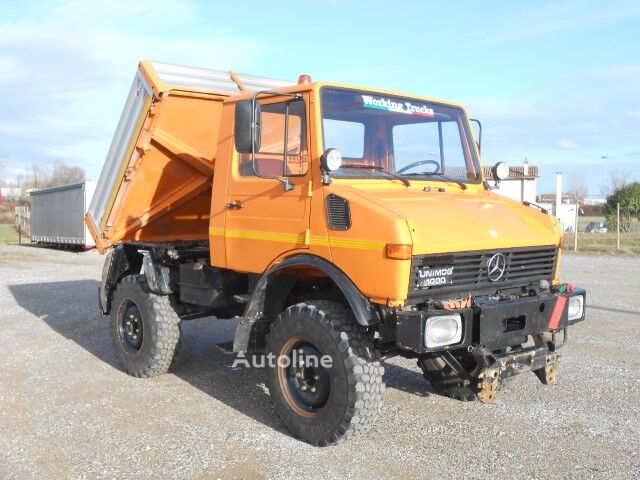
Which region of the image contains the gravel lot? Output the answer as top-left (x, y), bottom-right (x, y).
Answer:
top-left (1, 245), bottom-right (638, 479)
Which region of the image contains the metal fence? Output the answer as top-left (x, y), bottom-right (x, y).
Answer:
top-left (565, 204), bottom-right (640, 254)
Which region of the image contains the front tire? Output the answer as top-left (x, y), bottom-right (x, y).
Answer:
top-left (110, 275), bottom-right (181, 377)
top-left (265, 301), bottom-right (385, 446)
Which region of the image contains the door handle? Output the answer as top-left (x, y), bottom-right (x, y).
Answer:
top-left (226, 201), bottom-right (244, 210)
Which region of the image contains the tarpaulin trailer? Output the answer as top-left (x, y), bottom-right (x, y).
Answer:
top-left (30, 181), bottom-right (96, 249)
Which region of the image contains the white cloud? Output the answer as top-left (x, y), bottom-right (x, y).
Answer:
top-left (466, 65), bottom-right (640, 164)
top-left (0, 0), bottom-right (269, 180)
top-left (465, 0), bottom-right (640, 46)
top-left (558, 140), bottom-right (577, 149)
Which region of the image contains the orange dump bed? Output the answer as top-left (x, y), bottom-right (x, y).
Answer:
top-left (86, 61), bottom-right (291, 252)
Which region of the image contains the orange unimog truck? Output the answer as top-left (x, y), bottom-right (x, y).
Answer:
top-left (86, 61), bottom-right (586, 445)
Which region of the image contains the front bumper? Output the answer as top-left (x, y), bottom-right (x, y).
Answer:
top-left (395, 287), bottom-right (586, 354)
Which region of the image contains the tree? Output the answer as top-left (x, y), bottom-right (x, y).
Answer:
top-left (0, 155), bottom-right (5, 185)
top-left (49, 159), bottom-right (85, 186)
top-left (604, 182), bottom-right (640, 233)
top-left (567, 170), bottom-right (588, 204)
top-left (609, 169), bottom-right (634, 193)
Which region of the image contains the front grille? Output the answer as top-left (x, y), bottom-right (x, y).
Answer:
top-left (409, 246), bottom-right (558, 297)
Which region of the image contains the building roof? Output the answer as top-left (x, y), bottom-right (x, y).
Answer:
top-left (481, 165), bottom-right (538, 180)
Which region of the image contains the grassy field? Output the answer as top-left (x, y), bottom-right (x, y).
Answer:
top-left (564, 216), bottom-right (640, 255)
top-left (0, 224), bottom-right (18, 244)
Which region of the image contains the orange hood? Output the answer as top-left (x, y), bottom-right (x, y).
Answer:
top-left (343, 185), bottom-right (561, 255)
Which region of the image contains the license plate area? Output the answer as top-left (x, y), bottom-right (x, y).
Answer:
top-left (416, 265), bottom-right (454, 288)
top-left (477, 296), bottom-right (556, 348)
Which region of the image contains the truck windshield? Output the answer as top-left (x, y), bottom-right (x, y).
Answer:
top-left (321, 88), bottom-right (480, 183)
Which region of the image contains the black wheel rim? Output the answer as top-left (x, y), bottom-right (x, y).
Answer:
top-left (283, 340), bottom-right (331, 414)
top-left (119, 301), bottom-right (143, 354)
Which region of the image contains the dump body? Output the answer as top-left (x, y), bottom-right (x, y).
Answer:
top-left (31, 181), bottom-right (96, 248)
top-left (86, 61), bottom-right (291, 253)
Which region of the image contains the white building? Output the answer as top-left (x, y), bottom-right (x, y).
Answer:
top-left (484, 164), bottom-right (577, 232)
top-left (483, 163), bottom-right (538, 203)
top-left (0, 187), bottom-right (21, 199)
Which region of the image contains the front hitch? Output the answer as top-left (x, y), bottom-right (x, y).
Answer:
top-left (470, 332), bottom-right (563, 403)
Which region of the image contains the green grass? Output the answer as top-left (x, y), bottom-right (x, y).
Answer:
top-left (0, 224), bottom-right (18, 244)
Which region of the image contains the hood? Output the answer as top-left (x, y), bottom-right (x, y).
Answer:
top-left (347, 186), bottom-right (560, 255)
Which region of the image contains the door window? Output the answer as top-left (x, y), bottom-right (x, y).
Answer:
top-left (238, 99), bottom-right (308, 177)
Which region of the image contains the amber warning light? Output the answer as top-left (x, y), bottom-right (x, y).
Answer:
top-left (298, 74), bottom-right (312, 85)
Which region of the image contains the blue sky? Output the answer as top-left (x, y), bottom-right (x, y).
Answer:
top-left (0, 0), bottom-right (639, 194)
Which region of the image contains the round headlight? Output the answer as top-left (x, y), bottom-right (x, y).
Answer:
top-left (321, 148), bottom-right (343, 172)
top-left (492, 162), bottom-right (509, 181)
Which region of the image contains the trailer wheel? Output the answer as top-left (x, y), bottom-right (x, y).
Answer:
top-left (110, 275), bottom-right (181, 377)
top-left (418, 354), bottom-right (477, 401)
top-left (265, 301), bottom-right (384, 446)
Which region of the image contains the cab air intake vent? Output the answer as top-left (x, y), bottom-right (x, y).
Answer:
top-left (326, 194), bottom-right (351, 230)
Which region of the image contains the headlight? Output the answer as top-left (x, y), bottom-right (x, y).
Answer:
top-left (567, 295), bottom-right (584, 321)
top-left (425, 314), bottom-right (462, 348)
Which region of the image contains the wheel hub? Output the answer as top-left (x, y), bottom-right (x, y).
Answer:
top-left (284, 341), bottom-right (330, 413)
top-left (119, 302), bottom-right (143, 352)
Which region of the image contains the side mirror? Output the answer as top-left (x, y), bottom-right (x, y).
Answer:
top-left (234, 100), bottom-right (261, 153)
top-left (492, 161), bottom-right (509, 182)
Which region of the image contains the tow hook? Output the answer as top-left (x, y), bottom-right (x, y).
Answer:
top-left (476, 366), bottom-right (500, 404)
top-left (533, 351), bottom-right (559, 385)
top-left (471, 335), bottom-right (560, 404)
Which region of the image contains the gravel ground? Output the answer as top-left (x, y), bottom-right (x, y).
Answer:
top-left (0, 245), bottom-right (638, 479)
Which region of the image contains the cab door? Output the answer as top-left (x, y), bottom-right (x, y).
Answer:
top-left (224, 97), bottom-right (311, 273)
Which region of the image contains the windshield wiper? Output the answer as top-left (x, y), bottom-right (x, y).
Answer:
top-left (340, 164), bottom-right (411, 186)
top-left (409, 172), bottom-right (467, 190)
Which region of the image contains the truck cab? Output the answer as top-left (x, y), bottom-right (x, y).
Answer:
top-left (87, 61), bottom-right (586, 446)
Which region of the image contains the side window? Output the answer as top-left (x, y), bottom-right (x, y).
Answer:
top-left (323, 119), bottom-right (365, 159)
top-left (238, 99), bottom-right (308, 177)
top-left (392, 122), bottom-right (440, 170)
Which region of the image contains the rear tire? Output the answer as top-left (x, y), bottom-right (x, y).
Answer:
top-left (110, 275), bottom-right (181, 377)
top-left (265, 301), bottom-right (384, 446)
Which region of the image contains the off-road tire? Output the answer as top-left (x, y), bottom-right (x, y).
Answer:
top-left (418, 354), bottom-right (477, 402)
top-left (265, 301), bottom-right (385, 446)
top-left (110, 275), bottom-right (181, 377)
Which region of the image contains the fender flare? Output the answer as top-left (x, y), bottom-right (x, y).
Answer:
top-left (233, 254), bottom-right (378, 353)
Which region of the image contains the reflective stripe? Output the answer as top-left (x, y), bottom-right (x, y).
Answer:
top-left (209, 227), bottom-right (385, 251)
top-left (548, 296), bottom-right (567, 330)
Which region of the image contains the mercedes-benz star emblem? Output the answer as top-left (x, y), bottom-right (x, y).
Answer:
top-left (487, 253), bottom-right (507, 282)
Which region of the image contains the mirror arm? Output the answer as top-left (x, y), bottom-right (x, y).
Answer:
top-left (470, 118), bottom-right (482, 151)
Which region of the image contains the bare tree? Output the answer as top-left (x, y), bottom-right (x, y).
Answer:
top-left (0, 155), bottom-right (6, 186)
top-left (49, 159), bottom-right (85, 186)
top-left (609, 169), bottom-right (634, 194)
top-left (31, 164), bottom-right (49, 189)
top-left (567, 169), bottom-right (589, 204)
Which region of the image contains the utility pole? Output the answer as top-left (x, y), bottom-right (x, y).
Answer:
top-left (574, 206), bottom-right (578, 251)
top-left (601, 155), bottom-right (608, 198)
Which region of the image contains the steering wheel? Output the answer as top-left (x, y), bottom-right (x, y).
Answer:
top-left (397, 159), bottom-right (440, 174)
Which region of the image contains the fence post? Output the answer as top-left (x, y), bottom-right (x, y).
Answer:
top-left (617, 202), bottom-right (620, 252)
top-left (574, 205), bottom-right (578, 251)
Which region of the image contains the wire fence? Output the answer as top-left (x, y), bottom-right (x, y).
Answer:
top-left (564, 204), bottom-right (640, 255)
